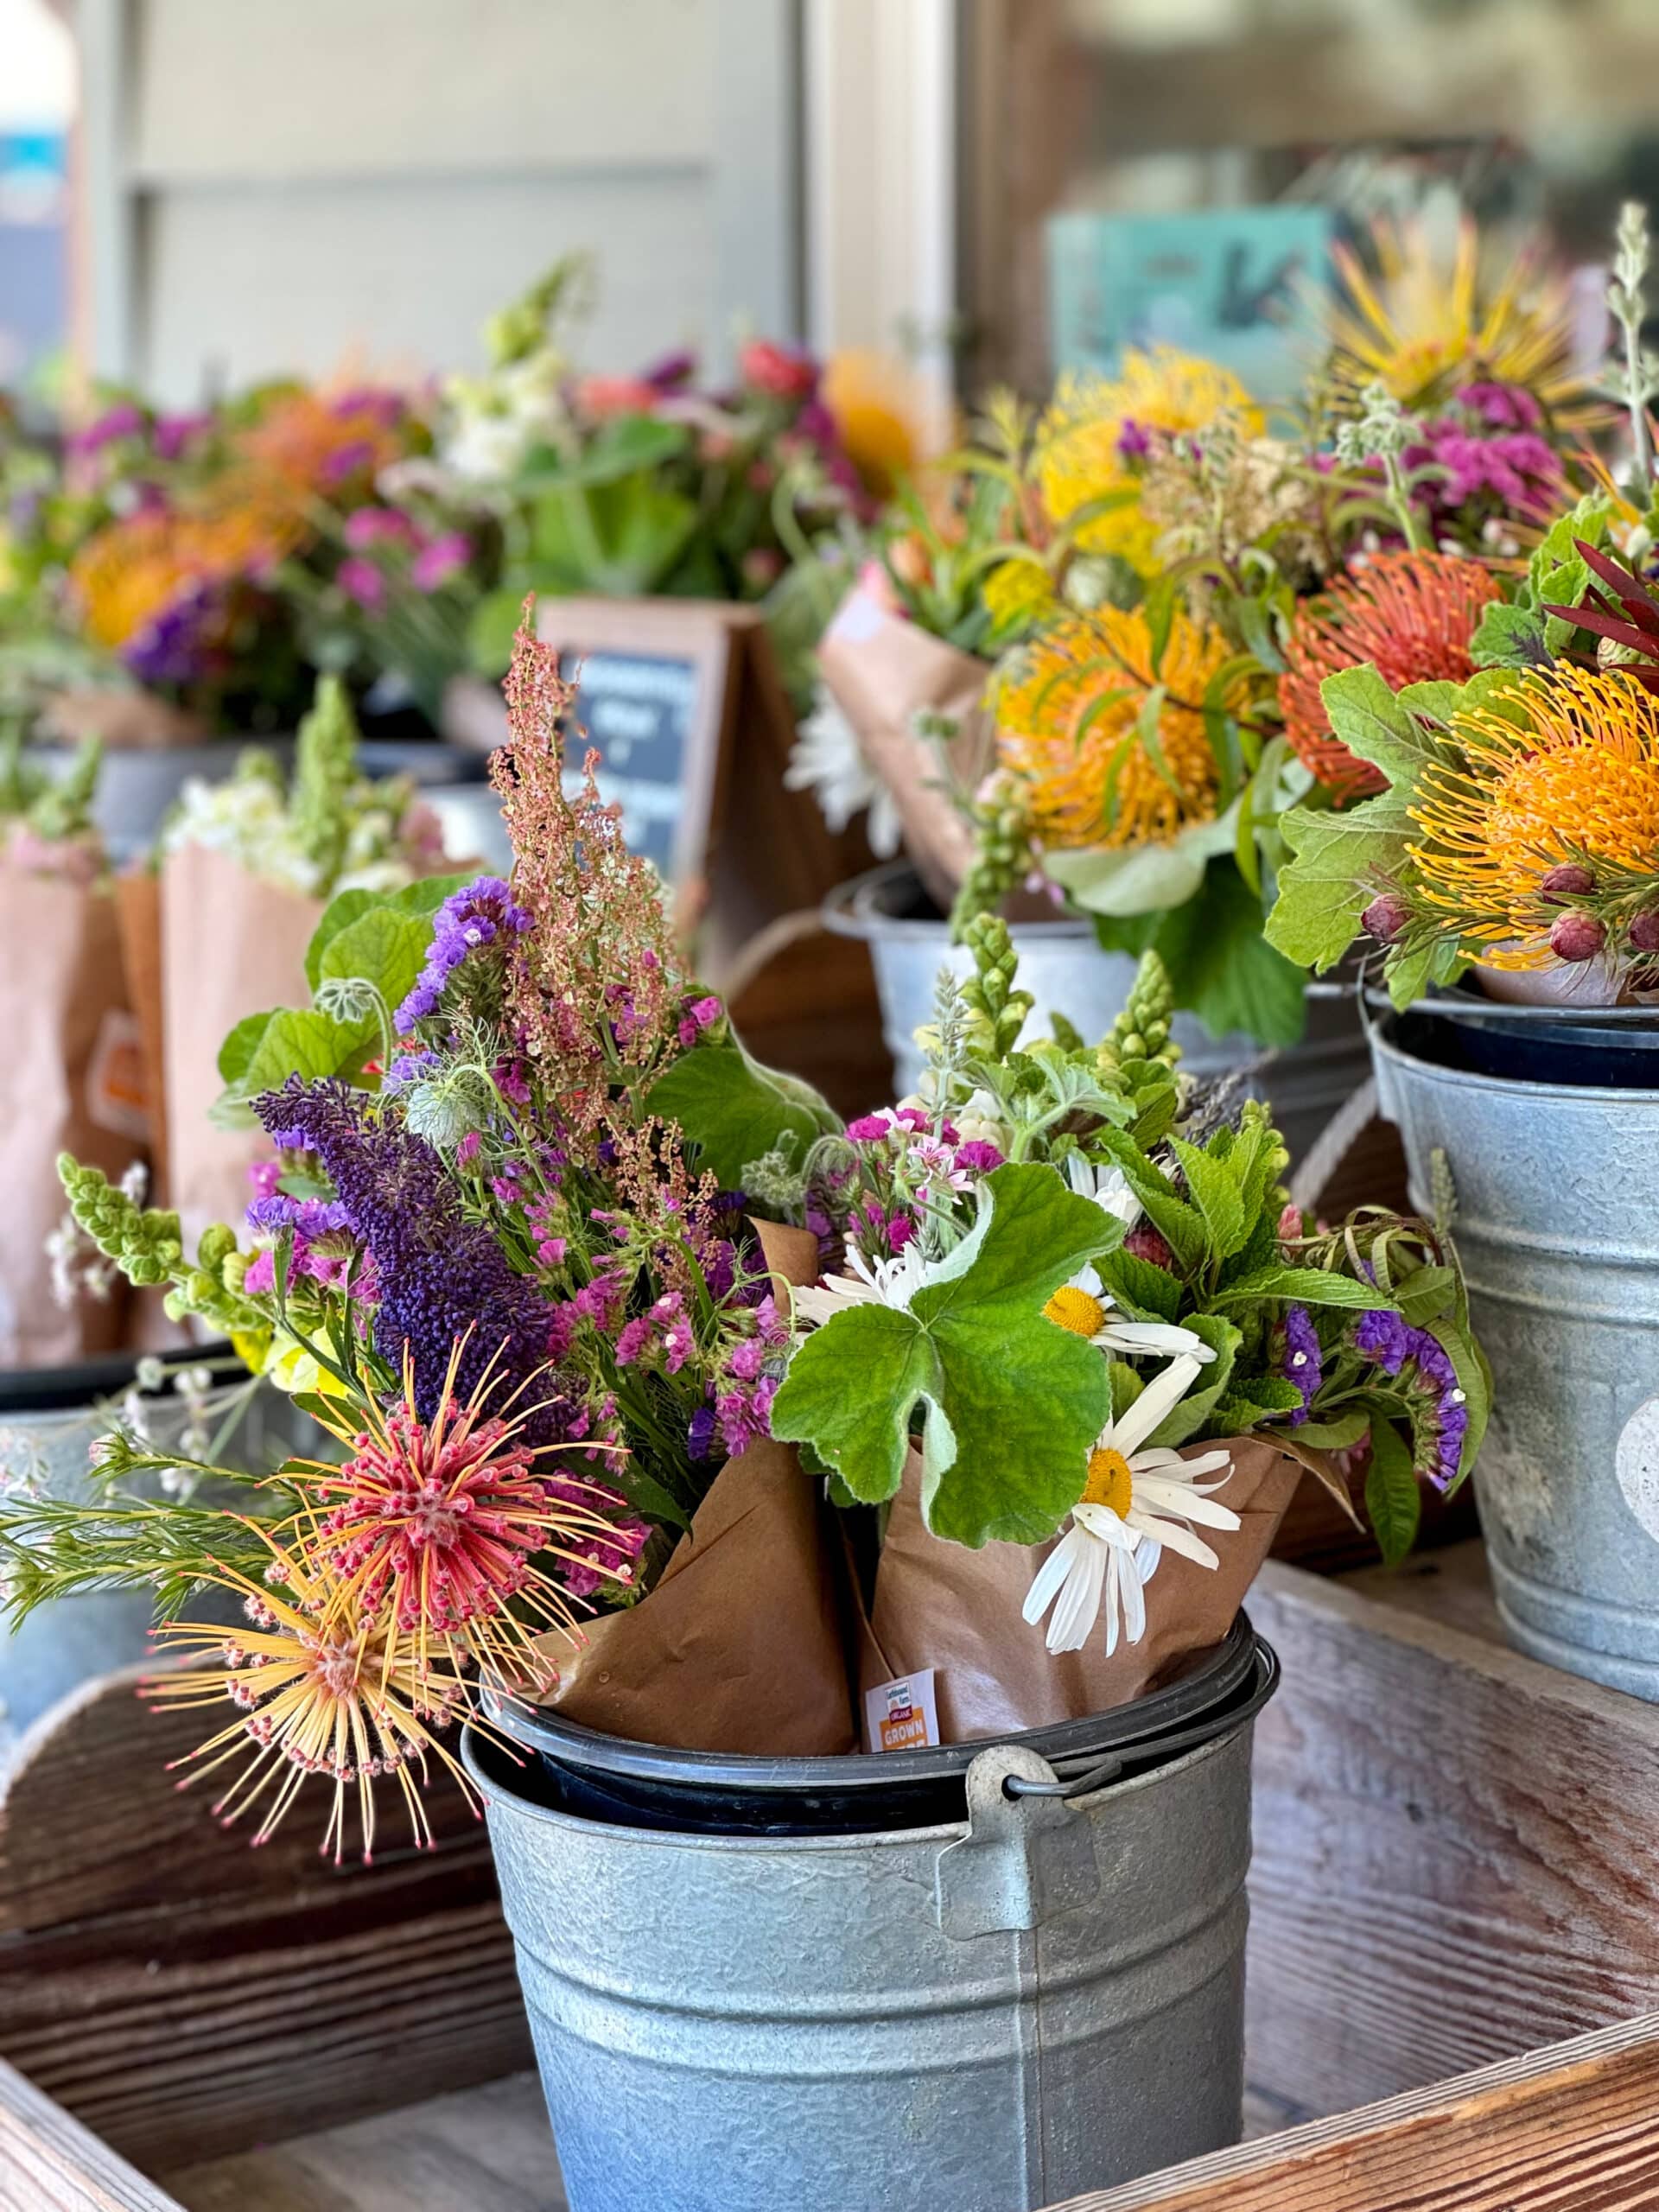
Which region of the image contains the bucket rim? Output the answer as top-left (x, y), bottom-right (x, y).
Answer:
top-left (821, 860), bottom-right (1096, 947)
top-left (1370, 1009), bottom-right (1659, 1105)
top-left (480, 1613), bottom-right (1262, 1798)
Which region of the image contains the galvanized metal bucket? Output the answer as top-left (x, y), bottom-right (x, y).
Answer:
top-left (0, 1361), bottom-right (307, 1769)
top-left (1371, 1009), bottom-right (1659, 1696)
top-left (823, 862), bottom-right (1370, 1165)
top-left (467, 1623), bottom-right (1279, 2212)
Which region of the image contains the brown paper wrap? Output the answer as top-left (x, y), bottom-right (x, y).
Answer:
top-left (817, 587), bottom-right (994, 911)
top-left (0, 867), bottom-right (137, 1365)
top-left (863, 1436), bottom-right (1301, 1742)
top-left (537, 1215), bottom-right (855, 1756)
top-left (161, 845), bottom-right (321, 1248)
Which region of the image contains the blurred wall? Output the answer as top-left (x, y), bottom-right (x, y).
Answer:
top-left (76, 0), bottom-right (800, 398)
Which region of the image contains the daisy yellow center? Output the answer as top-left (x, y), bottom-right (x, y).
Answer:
top-left (1083, 1446), bottom-right (1135, 1517)
top-left (1045, 1285), bottom-right (1105, 1337)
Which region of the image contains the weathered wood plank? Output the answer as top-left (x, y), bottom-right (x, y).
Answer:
top-left (1052, 2010), bottom-right (1659, 2211)
top-left (164, 2073), bottom-right (564, 2212)
top-left (1246, 1548), bottom-right (1659, 2117)
top-left (0, 2058), bottom-right (183, 2212)
top-left (0, 1667), bottom-right (532, 2171)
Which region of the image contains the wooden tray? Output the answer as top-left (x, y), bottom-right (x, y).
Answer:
top-left (7, 1543), bottom-right (1659, 2211)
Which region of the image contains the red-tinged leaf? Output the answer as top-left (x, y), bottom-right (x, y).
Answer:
top-left (1542, 601), bottom-right (1659, 659)
top-left (1575, 538), bottom-right (1659, 636)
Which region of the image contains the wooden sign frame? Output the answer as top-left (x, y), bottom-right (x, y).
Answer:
top-left (447, 596), bottom-right (868, 988)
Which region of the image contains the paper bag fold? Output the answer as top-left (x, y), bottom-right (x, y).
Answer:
top-left (161, 845), bottom-right (321, 1248)
top-left (817, 588), bottom-right (994, 911)
top-left (868, 1436), bottom-right (1301, 1741)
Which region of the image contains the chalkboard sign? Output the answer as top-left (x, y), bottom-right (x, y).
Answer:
top-left (443, 595), bottom-right (867, 988)
top-left (564, 648), bottom-right (702, 878)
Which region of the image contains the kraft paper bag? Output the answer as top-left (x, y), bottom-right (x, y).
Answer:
top-left (0, 862), bottom-right (142, 1365)
top-left (536, 1216), bottom-right (855, 1756)
top-left (867, 1436), bottom-right (1302, 1742)
top-left (161, 844), bottom-right (321, 1249)
top-left (817, 586), bottom-right (994, 911)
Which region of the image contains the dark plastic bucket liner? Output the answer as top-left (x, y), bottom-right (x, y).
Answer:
top-left (1379, 990), bottom-right (1659, 1090)
top-left (486, 1615), bottom-right (1278, 1838)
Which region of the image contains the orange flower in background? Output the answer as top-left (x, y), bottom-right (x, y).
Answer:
top-left (1279, 551), bottom-right (1504, 801)
top-left (70, 495), bottom-right (304, 652)
top-left (996, 604), bottom-right (1248, 849)
top-left (237, 385), bottom-right (409, 506)
top-left (822, 349), bottom-right (951, 501)
top-left (1409, 666), bottom-right (1659, 967)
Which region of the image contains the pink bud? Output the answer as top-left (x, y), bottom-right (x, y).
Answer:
top-left (1361, 892), bottom-right (1410, 945)
top-left (1540, 863), bottom-right (1595, 903)
top-left (1548, 910), bottom-right (1606, 963)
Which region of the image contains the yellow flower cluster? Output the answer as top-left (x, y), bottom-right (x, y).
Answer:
top-left (995, 602), bottom-right (1246, 849)
top-left (1410, 667), bottom-right (1659, 965)
top-left (1034, 349), bottom-right (1261, 578)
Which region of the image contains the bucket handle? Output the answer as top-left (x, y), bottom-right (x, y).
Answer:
top-left (1003, 1637), bottom-right (1281, 1803)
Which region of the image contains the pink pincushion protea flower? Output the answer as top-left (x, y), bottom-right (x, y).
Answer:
top-left (302, 1338), bottom-right (639, 1690)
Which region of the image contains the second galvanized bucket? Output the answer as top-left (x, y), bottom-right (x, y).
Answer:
top-left (824, 862), bottom-right (1370, 1166)
top-left (1372, 1009), bottom-right (1659, 1696)
top-left (467, 1622), bottom-right (1278, 2212)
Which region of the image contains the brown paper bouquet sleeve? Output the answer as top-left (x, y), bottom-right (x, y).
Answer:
top-left (867, 1437), bottom-right (1302, 1743)
top-left (817, 588), bottom-right (994, 912)
top-left (537, 1218), bottom-right (857, 1757)
top-left (161, 845), bottom-right (321, 1247)
top-left (0, 868), bottom-right (135, 1365)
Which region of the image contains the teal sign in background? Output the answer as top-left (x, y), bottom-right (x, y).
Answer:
top-left (1047, 206), bottom-right (1333, 402)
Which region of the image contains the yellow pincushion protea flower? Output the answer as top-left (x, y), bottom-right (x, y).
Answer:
top-left (1035, 350), bottom-right (1262, 577)
top-left (995, 603), bottom-right (1246, 850)
top-left (1410, 666), bottom-right (1659, 967)
top-left (982, 553), bottom-right (1058, 635)
top-left (1325, 217), bottom-right (1592, 424)
top-left (822, 349), bottom-right (951, 501)
top-left (71, 496), bottom-right (303, 651)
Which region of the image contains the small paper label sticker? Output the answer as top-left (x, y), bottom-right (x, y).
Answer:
top-left (863, 1669), bottom-right (940, 1754)
top-left (86, 1009), bottom-right (150, 1142)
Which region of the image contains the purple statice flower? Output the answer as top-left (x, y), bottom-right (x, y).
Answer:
top-left (248, 1158), bottom-right (283, 1203)
top-left (395, 876), bottom-right (532, 1028)
top-left (643, 348), bottom-right (698, 391)
top-left (1278, 1304), bottom-right (1322, 1427)
top-left (69, 403), bottom-right (145, 455)
top-left (675, 993), bottom-right (724, 1048)
top-left (253, 1077), bottom-right (572, 1437)
top-left (1352, 1308), bottom-right (1469, 1491)
top-left (1455, 381), bottom-right (1541, 431)
top-left (411, 531), bottom-right (471, 591)
top-left (383, 1049), bottom-right (439, 1090)
top-left (153, 410), bottom-right (213, 461)
top-left (344, 505), bottom-right (417, 551)
top-left (330, 387), bottom-right (405, 429)
top-left (336, 555), bottom-right (388, 612)
top-left (688, 1403), bottom-right (719, 1460)
top-left (122, 586), bottom-right (217, 685)
top-left (1116, 417), bottom-right (1152, 461)
top-left (245, 1194), bottom-right (354, 1239)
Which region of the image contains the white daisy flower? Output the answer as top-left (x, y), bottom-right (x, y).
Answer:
top-left (1022, 1352), bottom-right (1240, 1656)
top-left (785, 689), bottom-right (902, 855)
top-left (1046, 1152), bottom-right (1206, 1357)
top-left (791, 1241), bottom-right (935, 1327)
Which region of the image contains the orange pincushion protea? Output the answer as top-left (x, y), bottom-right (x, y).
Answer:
top-left (71, 496), bottom-right (306, 652)
top-left (1279, 552), bottom-right (1503, 802)
top-left (995, 604), bottom-right (1246, 849)
top-left (1409, 665), bottom-right (1659, 968)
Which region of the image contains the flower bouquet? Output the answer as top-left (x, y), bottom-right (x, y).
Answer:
top-left (0, 601), bottom-right (1491, 1870)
